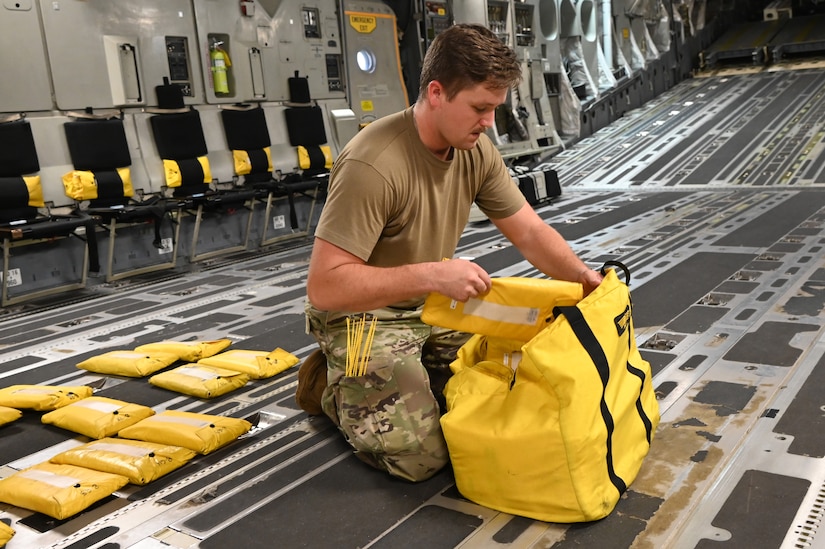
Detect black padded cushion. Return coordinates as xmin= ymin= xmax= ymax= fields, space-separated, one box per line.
xmin=0 ymin=120 xmax=39 ymax=176
xmin=171 ymin=158 xmax=207 ymax=196
xmin=288 ymin=75 xmax=311 ymax=104
xmin=303 ymin=146 xmax=328 ymax=172
xmin=243 ymin=150 xmax=272 ymax=183
xmin=0 ymin=176 xmax=37 ymax=222
xmin=156 ymin=83 xmax=185 ymax=110
xmin=91 ymin=170 xmax=130 ymax=207
xmin=284 ymin=106 xmax=327 ymax=147
xmin=221 ymin=108 xmax=271 ymax=151
xmin=150 ymin=110 xmax=208 ymax=160
xmin=221 ymin=108 xmax=272 ymax=182
xmin=64 ymin=119 xmax=132 ymax=171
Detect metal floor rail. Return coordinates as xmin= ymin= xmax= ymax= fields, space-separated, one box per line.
xmin=1 ymin=67 xmax=825 ymax=549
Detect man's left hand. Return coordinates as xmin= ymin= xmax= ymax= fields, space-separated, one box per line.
xmin=579 ymin=269 xmax=603 ymax=297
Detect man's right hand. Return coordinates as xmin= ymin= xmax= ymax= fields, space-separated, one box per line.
xmin=434 ymin=259 xmax=492 ymax=302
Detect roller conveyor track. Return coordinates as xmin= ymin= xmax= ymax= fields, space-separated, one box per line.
xmin=771 ymin=14 xmax=825 ymax=61
xmin=701 ymin=19 xmax=786 ymax=69
xmin=2 ymin=69 xmax=825 ymax=548
xmin=537 ymin=68 xmax=825 ymax=189
xmin=699 ymin=14 xmax=825 ymax=70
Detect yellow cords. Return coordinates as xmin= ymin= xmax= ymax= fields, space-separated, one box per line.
xmin=346 ymin=314 xmax=377 ymax=377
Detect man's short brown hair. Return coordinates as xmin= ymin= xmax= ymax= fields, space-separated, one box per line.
xmin=418 ymin=24 xmax=522 ymax=101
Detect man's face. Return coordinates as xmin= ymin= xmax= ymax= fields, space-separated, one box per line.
xmin=437 ymin=83 xmax=508 ymax=150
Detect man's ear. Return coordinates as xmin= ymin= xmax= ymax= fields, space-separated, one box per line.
xmin=427 ymin=80 xmax=445 ymax=106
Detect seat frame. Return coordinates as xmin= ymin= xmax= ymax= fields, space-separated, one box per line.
xmin=1 ymin=220 xmax=92 ymax=307
xmin=64 ymin=114 xmax=182 ymax=282
xmin=1 ymin=116 xmax=93 ymax=306
xmin=150 ymin=107 xmax=256 ymax=262
xmin=219 ymin=104 xmax=320 ymax=249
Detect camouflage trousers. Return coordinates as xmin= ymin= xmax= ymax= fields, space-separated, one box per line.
xmin=305 ymin=302 xmax=471 ymax=482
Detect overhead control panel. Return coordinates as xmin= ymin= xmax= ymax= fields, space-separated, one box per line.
xmin=164 ymin=36 xmax=194 ymax=97
xmin=422 ymin=1 xmax=451 ymax=48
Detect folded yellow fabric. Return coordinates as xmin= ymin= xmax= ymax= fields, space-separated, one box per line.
xmin=149 ymin=364 xmax=249 ymax=399
xmin=134 ymin=339 xmax=232 ymax=362
xmin=41 ymin=397 xmax=155 ymax=439
xmin=117 ymin=410 xmax=252 ymax=454
xmin=76 ymin=350 xmax=180 ymax=377
xmin=297 ymin=144 xmax=333 ymax=170
xmin=62 ymin=167 xmax=133 ymax=201
xmin=0 ymin=385 xmax=93 ymax=411
xmin=232 ymin=147 xmax=272 ymax=176
xmin=24 ymin=174 xmax=45 ymax=207
xmin=198 ymin=348 xmax=299 ymax=379
xmin=449 ymin=334 xmax=526 ymax=375
xmin=50 ymin=438 xmax=196 ymax=485
xmin=422 ymin=277 xmax=583 ymax=342
xmin=0 ymin=405 xmax=22 ymax=427
xmin=162 ymin=156 xmax=211 ymax=188
xmin=0 ymin=462 xmax=128 ymax=520
xmin=61 ymin=169 xmax=98 ymax=200
xmin=0 ymin=520 xmax=14 ymax=546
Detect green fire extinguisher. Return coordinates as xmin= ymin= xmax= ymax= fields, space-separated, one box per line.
xmin=210 ymin=41 xmax=231 ymax=95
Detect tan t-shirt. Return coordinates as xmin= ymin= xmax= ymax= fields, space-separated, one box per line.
xmin=314 ymin=107 xmax=525 ymax=304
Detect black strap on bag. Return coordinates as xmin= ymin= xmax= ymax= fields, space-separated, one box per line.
xmin=551 ymin=260 xmax=655 ymax=495
xmin=626 ymin=362 xmax=655 ymax=445
xmin=548 ymin=261 xmax=632 ymax=495
xmin=84 ymin=216 xmax=101 ymax=273
xmin=553 ymin=304 xmax=628 ymax=496
xmin=598 ymin=261 xmax=655 ymax=445
xmin=600 ymin=260 xmax=631 ymax=284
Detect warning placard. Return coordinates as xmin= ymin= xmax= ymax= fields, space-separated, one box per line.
xmin=349 ymin=14 xmax=376 ymax=34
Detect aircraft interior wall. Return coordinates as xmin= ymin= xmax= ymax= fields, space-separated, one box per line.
xmin=0 ymin=0 xmax=773 ymax=307
xmin=4 ymin=1 xmax=825 ymax=548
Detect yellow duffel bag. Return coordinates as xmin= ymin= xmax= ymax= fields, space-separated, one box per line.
xmin=76 ymin=350 xmax=180 ymax=377
xmin=0 ymin=405 xmax=22 ymax=427
xmin=149 ymin=364 xmax=249 ymax=399
xmin=0 ymin=462 xmax=128 ymax=520
xmin=440 ymin=264 xmax=659 ymax=523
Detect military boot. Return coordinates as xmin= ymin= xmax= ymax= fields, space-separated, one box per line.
xmin=295 ymin=349 xmax=327 ymax=416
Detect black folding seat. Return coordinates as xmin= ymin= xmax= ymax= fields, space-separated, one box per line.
xmin=0 ymin=115 xmax=94 ymax=305
xmin=284 ymin=72 xmax=334 ymax=182
xmin=220 ymin=104 xmax=320 ymax=246
xmin=64 ymin=114 xmax=182 ymax=281
xmin=149 ymin=83 xmax=256 ymax=261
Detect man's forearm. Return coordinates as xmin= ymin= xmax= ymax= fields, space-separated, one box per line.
xmin=307 ymin=261 xmax=439 ymax=312
xmin=520 ymin=223 xmax=592 ymax=281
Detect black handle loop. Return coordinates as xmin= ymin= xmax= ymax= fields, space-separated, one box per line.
xmin=600 ymin=260 xmax=631 ymax=285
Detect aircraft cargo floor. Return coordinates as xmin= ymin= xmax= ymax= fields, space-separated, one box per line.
xmin=2 ymin=66 xmax=825 ymax=549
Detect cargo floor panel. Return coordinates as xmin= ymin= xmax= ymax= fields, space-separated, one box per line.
xmin=2 ymin=69 xmax=825 ymax=549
